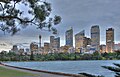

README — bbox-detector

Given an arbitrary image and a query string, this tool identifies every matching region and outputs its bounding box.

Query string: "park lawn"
[0,66,38,77]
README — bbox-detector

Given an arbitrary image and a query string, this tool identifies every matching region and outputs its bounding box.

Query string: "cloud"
[0,0,120,51]
[48,0,120,44]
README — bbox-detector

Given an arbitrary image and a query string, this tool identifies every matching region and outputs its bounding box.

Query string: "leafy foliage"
[0,0,61,35]
[81,63,120,77]
[1,51,120,61]
[102,63,120,77]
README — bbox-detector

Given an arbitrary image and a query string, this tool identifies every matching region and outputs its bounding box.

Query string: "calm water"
[5,60,120,77]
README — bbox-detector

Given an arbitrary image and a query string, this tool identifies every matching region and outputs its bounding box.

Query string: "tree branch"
[0,15,35,23]
[0,0,10,3]
[10,1,17,15]
[0,3,4,16]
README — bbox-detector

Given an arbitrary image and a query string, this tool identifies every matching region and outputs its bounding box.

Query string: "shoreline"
[0,62,84,77]
[1,59,119,62]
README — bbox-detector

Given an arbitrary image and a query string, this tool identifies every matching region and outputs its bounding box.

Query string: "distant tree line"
[0,50,120,61]
[0,50,120,77]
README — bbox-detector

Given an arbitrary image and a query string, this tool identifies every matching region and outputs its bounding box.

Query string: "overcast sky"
[0,0,120,51]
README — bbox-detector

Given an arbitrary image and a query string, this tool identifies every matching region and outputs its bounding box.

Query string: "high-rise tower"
[106,28,114,53]
[65,27,73,47]
[50,36,55,49]
[75,30,85,52]
[54,37,60,49]
[91,25,100,52]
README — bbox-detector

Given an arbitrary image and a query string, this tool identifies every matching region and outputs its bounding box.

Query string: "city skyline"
[0,25,118,52]
[0,0,120,51]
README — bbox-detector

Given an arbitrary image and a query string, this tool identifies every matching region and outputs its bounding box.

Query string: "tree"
[30,50,34,61]
[0,0,61,35]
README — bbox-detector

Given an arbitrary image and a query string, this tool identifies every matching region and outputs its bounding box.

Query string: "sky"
[0,0,120,51]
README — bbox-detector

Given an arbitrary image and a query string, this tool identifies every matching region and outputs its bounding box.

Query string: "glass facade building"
[91,25,100,52]
[65,28,73,47]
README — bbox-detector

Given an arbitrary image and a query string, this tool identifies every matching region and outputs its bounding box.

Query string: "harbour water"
[5,60,120,77]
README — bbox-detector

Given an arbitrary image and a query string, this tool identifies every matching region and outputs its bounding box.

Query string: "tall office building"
[50,36,55,49]
[50,36,60,49]
[75,30,85,52]
[12,45,18,52]
[30,42,38,52]
[106,28,114,53]
[84,37,91,48]
[49,36,60,53]
[54,37,60,49]
[44,42,50,54]
[65,27,73,47]
[91,25,100,52]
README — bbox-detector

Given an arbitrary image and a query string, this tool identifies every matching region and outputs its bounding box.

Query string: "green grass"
[0,66,38,77]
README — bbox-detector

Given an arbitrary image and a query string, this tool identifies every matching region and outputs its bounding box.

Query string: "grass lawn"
[0,66,38,77]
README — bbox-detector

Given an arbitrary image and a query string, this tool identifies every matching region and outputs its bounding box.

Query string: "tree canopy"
[0,0,61,35]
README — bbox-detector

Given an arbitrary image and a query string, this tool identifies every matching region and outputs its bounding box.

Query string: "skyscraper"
[49,36,60,53]
[84,37,91,48]
[30,42,38,52]
[65,27,73,47]
[54,37,60,49]
[106,28,114,53]
[30,42,38,55]
[50,36,60,49]
[44,42,50,54]
[12,45,18,52]
[75,30,85,52]
[91,25,100,52]
[50,36,55,49]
